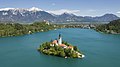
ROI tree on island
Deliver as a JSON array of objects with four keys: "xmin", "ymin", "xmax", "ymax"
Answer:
[{"xmin": 38, "ymin": 34, "xmax": 85, "ymax": 58}]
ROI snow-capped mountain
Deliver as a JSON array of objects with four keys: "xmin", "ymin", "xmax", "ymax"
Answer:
[
  {"xmin": 0, "ymin": 7, "xmax": 119, "ymax": 23},
  {"xmin": 28, "ymin": 7, "xmax": 43, "ymax": 11},
  {"xmin": 0, "ymin": 7, "xmax": 55, "ymax": 22},
  {"xmin": 0, "ymin": 7, "xmax": 43, "ymax": 11}
]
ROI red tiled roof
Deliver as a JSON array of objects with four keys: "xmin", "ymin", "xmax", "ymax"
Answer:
[
  {"xmin": 60, "ymin": 44, "xmax": 67, "ymax": 47},
  {"xmin": 68, "ymin": 46, "xmax": 73, "ymax": 49},
  {"xmin": 52, "ymin": 40, "xmax": 58, "ymax": 44}
]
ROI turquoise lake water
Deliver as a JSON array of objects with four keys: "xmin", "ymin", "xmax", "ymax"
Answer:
[{"xmin": 0, "ymin": 28, "xmax": 120, "ymax": 67}]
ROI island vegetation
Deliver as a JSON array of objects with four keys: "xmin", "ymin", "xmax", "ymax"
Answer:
[
  {"xmin": 37, "ymin": 34, "xmax": 84, "ymax": 58},
  {"xmin": 38, "ymin": 41, "xmax": 84, "ymax": 58},
  {"xmin": 96, "ymin": 19, "xmax": 120, "ymax": 34}
]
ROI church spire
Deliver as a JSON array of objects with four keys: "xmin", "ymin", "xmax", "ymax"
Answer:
[
  {"xmin": 59, "ymin": 33, "xmax": 61, "ymax": 39},
  {"xmin": 58, "ymin": 33, "xmax": 62, "ymax": 45}
]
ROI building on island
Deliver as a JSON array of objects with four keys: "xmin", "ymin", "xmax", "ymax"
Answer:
[
  {"xmin": 60, "ymin": 44, "xmax": 67, "ymax": 48},
  {"xmin": 40, "ymin": 33, "xmax": 85, "ymax": 58},
  {"xmin": 58, "ymin": 34, "xmax": 62, "ymax": 45},
  {"xmin": 50, "ymin": 34, "xmax": 73, "ymax": 50},
  {"xmin": 52, "ymin": 40, "xmax": 58, "ymax": 46}
]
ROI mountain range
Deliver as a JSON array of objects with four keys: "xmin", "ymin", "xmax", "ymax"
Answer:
[{"xmin": 0, "ymin": 7, "xmax": 119, "ymax": 23}]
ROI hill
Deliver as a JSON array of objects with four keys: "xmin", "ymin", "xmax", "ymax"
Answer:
[
  {"xmin": 0, "ymin": 22, "xmax": 62, "ymax": 37},
  {"xmin": 96, "ymin": 19, "xmax": 120, "ymax": 34}
]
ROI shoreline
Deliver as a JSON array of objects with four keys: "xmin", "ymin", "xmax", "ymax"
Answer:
[{"xmin": 1, "ymin": 28, "xmax": 120, "ymax": 38}]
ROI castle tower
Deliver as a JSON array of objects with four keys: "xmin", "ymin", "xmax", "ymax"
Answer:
[{"xmin": 58, "ymin": 34, "xmax": 62, "ymax": 45}]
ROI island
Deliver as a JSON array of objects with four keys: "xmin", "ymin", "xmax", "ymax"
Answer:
[
  {"xmin": 96, "ymin": 19, "xmax": 120, "ymax": 34},
  {"xmin": 38, "ymin": 34, "xmax": 85, "ymax": 58}
]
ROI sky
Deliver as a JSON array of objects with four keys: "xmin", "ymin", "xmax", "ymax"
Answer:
[{"xmin": 0, "ymin": 0, "xmax": 120, "ymax": 17}]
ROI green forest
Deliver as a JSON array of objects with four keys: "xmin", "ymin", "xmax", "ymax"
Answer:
[
  {"xmin": 38, "ymin": 41, "xmax": 83, "ymax": 58},
  {"xmin": 96, "ymin": 19, "xmax": 120, "ymax": 34},
  {"xmin": 0, "ymin": 19, "xmax": 120, "ymax": 37},
  {"xmin": 0, "ymin": 22, "xmax": 62, "ymax": 37}
]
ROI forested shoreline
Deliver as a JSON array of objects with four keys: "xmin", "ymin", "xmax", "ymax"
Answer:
[
  {"xmin": 0, "ymin": 22, "xmax": 62, "ymax": 37},
  {"xmin": 0, "ymin": 19, "xmax": 120, "ymax": 37},
  {"xmin": 96, "ymin": 19, "xmax": 120, "ymax": 34}
]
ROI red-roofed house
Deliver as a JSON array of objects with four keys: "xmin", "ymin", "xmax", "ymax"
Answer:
[
  {"xmin": 52, "ymin": 40, "xmax": 58, "ymax": 46},
  {"xmin": 68, "ymin": 46, "xmax": 73, "ymax": 50},
  {"xmin": 60, "ymin": 44, "xmax": 67, "ymax": 48}
]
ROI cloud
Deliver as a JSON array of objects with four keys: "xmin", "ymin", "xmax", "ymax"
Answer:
[
  {"xmin": 47, "ymin": 9, "xmax": 80, "ymax": 15},
  {"xmin": 117, "ymin": 11, "xmax": 120, "ymax": 14}
]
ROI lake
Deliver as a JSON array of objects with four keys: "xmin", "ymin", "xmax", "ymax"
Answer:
[{"xmin": 0, "ymin": 28, "xmax": 120, "ymax": 67}]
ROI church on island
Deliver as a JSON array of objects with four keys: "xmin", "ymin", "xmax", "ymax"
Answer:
[
  {"xmin": 50, "ymin": 34, "xmax": 73, "ymax": 50},
  {"xmin": 38, "ymin": 33, "xmax": 85, "ymax": 58}
]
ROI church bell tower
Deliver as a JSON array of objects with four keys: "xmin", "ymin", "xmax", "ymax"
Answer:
[{"xmin": 58, "ymin": 34, "xmax": 62, "ymax": 45}]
